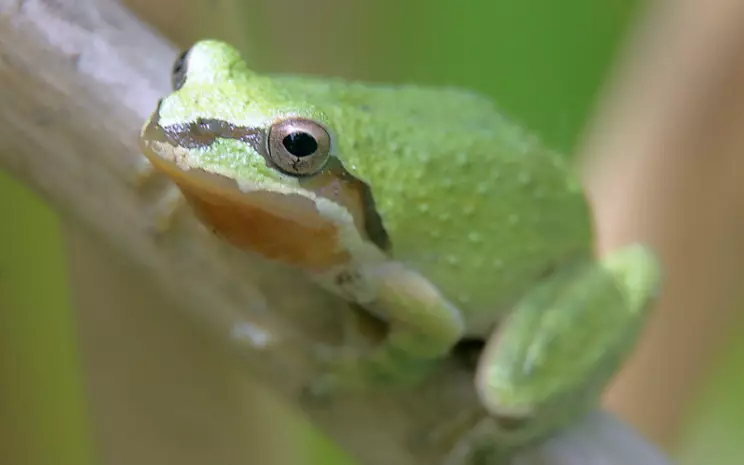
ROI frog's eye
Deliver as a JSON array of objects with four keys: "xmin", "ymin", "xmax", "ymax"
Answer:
[
  {"xmin": 171, "ymin": 48, "xmax": 191, "ymax": 91},
  {"xmin": 267, "ymin": 118, "xmax": 332, "ymax": 176}
]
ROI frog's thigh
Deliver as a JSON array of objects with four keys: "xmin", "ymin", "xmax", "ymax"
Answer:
[
  {"xmin": 365, "ymin": 262, "xmax": 466, "ymax": 371},
  {"xmin": 474, "ymin": 244, "xmax": 659, "ymax": 418}
]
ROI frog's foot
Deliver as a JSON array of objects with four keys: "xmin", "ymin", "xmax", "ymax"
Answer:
[
  {"xmin": 306, "ymin": 343, "xmax": 438, "ymax": 400},
  {"xmin": 420, "ymin": 408, "xmax": 484, "ymax": 461},
  {"xmin": 440, "ymin": 416, "xmax": 515, "ymax": 465},
  {"xmin": 424, "ymin": 407, "xmax": 531, "ymax": 465}
]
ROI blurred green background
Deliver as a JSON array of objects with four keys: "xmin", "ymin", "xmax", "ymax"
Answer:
[
  {"xmin": 1, "ymin": 0, "xmax": 741, "ymax": 464},
  {"xmin": 0, "ymin": 171, "xmax": 93, "ymax": 465}
]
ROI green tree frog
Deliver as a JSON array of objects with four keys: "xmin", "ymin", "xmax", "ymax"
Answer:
[{"xmin": 139, "ymin": 40, "xmax": 661, "ymax": 443}]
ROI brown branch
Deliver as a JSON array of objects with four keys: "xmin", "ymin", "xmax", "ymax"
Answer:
[
  {"xmin": 0, "ymin": 1, "xmax": 676, "ymax": 464},
  {"xmin": 582, "ymin": 0, "xmax": 744, "ymax": 445}
]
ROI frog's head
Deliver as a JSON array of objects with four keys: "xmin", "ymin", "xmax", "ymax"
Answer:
[
  {"xmin": 140, "ymin": 40, "xmax": 388, "ymax": 274},
  {"xmin": 149, "ymin": 40, "xmax": 334, "ymax": 180}
]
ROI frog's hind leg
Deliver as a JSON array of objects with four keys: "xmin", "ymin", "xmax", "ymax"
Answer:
[{"xmin": 474, "ymin": 243, "xmax": 661, "ymax": 443}]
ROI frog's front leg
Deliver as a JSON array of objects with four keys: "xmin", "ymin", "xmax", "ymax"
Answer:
[
  {"xmin": 473, "ymin": 243, "xmax": 661, "ymax": 444},
  {"xmin": 129, "ymin": 156, "xmax": 188, "ymax": 234},
  {"xmin": 313, "ymin": 262, "xmax": 466, "ymax": 392}
]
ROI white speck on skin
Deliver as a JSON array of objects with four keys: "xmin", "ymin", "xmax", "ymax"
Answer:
[
  {"xmin": 455, "ymin": 153, "xmax": 470, "ymax": 167},
  {"xmin": 467, "ymin": 232, "xmax": 482, "ymax": 243},
  {"xmin": 472, "ymin": 256, "xmax": 486, "ymax": 269},
  {"xmin": 446, "ymin": 255, "xmax": 460, "ymax": 266},
  {"xmin": 231, "ymin": 322, "xmax": 275, "ymax": 349}
]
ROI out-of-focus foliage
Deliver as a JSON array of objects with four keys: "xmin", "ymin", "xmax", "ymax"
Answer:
[
  {"xmin": 675, "ymin": 313, "xmax": 744, "ymax": 465},
  {"xmin": 0, "ymin": 170, "xmax": 93, "ymax": 465},
  {"xmin": 236, "ymin": 0, "xmax": 641, "ymax": 155}
]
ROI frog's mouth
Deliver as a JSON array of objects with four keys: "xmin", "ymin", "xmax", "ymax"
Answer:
[{"xmin": 140, "ymin": 101, "xmax": 390, "ymax": 271}]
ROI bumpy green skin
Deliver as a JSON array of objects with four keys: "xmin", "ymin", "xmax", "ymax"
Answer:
[
  {"xmin": 156, "ymin": 41, "xmax": 591, "ymax": 324},
  {"xmin": 476, "ymin": 244, "xmax": 660, "ymax": 443},
  {"xmin": 145, "ymin": 40, "xmax": 662, "ymax": 444}
]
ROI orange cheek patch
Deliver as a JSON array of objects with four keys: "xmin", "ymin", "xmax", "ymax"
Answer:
[{"xmin": 150, "ymin": 156, "xmax": 351, "ymax": 272}]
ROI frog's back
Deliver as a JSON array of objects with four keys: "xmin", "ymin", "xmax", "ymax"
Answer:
[
  {"xmin": 277, "ymin": 75, "xmax": 593, "ymax": 332},
  {"xmin": 275, "ymin": 74, "xmax": 497, "ymax": 130}
]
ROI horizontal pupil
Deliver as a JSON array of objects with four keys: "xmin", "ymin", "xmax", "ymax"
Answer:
[{"xmin": 282, "ymin": 132, "xmax": 318, "ymax": 157}]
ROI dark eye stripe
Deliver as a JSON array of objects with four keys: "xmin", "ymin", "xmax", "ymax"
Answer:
[
  {"xmin": 161, "ymin": 118, "xmax": 264, "ymax": 150},
  {"xmin": 149, "ymin": 100, "xmax": 264, "ymax": 151}
]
